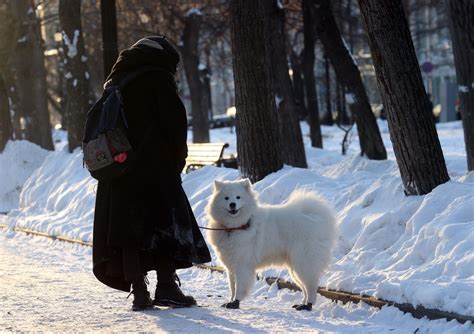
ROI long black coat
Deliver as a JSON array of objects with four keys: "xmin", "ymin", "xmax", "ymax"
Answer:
[{"xmin": 92, "ymin": 40, "xmax": 211, "ymax": 292}]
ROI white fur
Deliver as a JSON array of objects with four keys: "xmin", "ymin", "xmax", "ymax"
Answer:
[{"xmin": 206, "ymin": 179, "xmax": 337, "ymax": 308}]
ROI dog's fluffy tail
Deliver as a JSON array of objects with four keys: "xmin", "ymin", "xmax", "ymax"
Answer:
[{"xmin": 285, "ymin": 189, "xmax": 337, "ymax": 224}]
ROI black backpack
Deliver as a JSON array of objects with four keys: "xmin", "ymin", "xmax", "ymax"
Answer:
[{"xmin": 82, "ymin": 66, "xmax": 166, "ymax": 182}]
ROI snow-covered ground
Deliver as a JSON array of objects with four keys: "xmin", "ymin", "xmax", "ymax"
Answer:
[
  {"xmin": 1, "ymin": 121, "xmax": 473, "ymax": 332},
  {"xmin": 1, "ymin": 220, "xmax": 471, "ymax": 333}
]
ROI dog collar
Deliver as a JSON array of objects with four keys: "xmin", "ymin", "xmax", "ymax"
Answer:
[
  {"xmin": 198, "ymin": 218, "xmax": 251, "ymax": 233},
  {"xmin": 224, "ymin": 219, "xmax": 251, "ymax": 237},
  {"xmin": 233, "ymin": 219, "xmax": 251, "ymax": 231}
]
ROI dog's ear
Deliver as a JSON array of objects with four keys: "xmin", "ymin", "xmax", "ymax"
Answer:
[
  {"xmin": 241, "ymin": 178, "xmax": 252, "ymax": 191},
  {"xmin": 213, "ymin": 180, "xmax": 223, "ymax": 191}
]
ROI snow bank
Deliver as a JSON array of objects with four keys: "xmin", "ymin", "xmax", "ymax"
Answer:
[
  {"xmin": 0, "ymin": 141, "xmax": 49, "ymax": 213},
  {"xmin": 321, "ymin": 160, "xmax": 474, "ymax": 316},
  {"xmin": 3, "ymin": 121, "xmax": 473, "ymax": 318},
  {"xmin": 7, "ymin": 148, "xmax": 96, "ymax": 243}
]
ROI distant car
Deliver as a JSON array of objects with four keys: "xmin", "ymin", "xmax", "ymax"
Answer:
[
  {"xmin": 210, "ymin": 114, "xmax": 233, "ymax": 129},
  {"xmin": 187, "ymin": 114, "xmax": 235, "ymax": 129}
]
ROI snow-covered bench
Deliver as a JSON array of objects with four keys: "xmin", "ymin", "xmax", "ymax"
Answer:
[{"xmin": 184, "ymin": 143, "xmax": 233, "ymax": 173}]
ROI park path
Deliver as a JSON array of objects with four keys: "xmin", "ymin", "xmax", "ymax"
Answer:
[{"xmin": 0, "ymin": 224, "xmax": 468, "ymax": 333}]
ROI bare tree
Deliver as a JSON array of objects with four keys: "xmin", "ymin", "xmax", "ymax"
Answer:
[
  {"xmin": 230, "ymin": 0, "xmax": 283, "ymax": 183},
  {"xmin": 59, "ymin": 0, "xmax": 91, "ymax": 152},
  {"xmin": 313, "ymin": 0, "xmax": 386, "ymax": 160},
  {"xmin": 358, "ymin": 0, "xmax": 449, "ymax": 195},
  {"xmin": 446, "ymin": 0, "xmax": 474, "ymax": 171},
  {"xmin": 337, "ymin": 122, "xmax": 354, "ymax": 156},
  {"xmin": 181, "ymin": 9, "xmax": 210, "ymax": 143},
  {"xmin": 10, "ymin": 0, "xmax": 53, "ymax": 150},
  {"xmin": 267, "ymin": 0, "xmax": 307, "ymax": 168},
  {"xmin": 100, "ymin": 0, "xmax": 118, "ymax": 79},
  {"xmin": 302, "ymin": 0, "xmax": 323, "ymax": 148}
]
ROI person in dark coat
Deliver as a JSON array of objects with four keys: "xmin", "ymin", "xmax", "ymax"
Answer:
[{"xmin": 92, "ymin": 36, "xmax": 211, "ymax": 311}]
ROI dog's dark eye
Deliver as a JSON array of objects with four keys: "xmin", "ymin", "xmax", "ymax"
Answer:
[
  {"xmin": 236, "ymin": 196, "xmax": 241, "ymax": 199},
  {"xmin": 224, "ymin": 197, "xmax": 229, "ymax": 200}
]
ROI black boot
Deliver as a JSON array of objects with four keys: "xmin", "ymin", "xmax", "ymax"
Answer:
[
  {"xmin": 154, "ymin": 257, "xmax": 196, "ymax": 308},
  {"xmin": 130, "ymin": 276, "xmax": 154, "ymax": 311},
  {"xmin": 154, "ymin": 275, "xmax": 197, "ymax": 307}
]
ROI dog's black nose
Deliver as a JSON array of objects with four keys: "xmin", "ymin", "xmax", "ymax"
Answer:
[{"xmin": 229, "ymin": 202, "xmax": 236, "ymax": 209}]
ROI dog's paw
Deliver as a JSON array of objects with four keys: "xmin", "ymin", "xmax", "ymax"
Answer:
[
  {"xmin": 221, "ymin": 300, "xmax": 240, "ymax": 309},
  {"xmin": 293, "ymin": 303, "xmax": 312, "ymax": 311}
]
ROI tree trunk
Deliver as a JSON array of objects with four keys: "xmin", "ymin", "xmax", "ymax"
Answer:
[
  {"xmin": 11, "ymin": 0, "xmax": 53, "ymax": 150},
  {"xmin": 358, "ymin": 0, "xmax": 450, "ymax": 195},
  {"xmin": 204, "ymin": 46, "xmax": 213, "ymax": 120},
  {"xmin": 302, "ymin": 0, "xmax": 323, "ymax": 148},
  {"xmin": 181, "ymin": 11, "xmax": 210, "ymax": 143},
  {"xmin": 230, "ymin": 0, "xmax": 283, "ymax": 183},
  {"xmin": 100, "ymin": 0, "xmax": 118, "ymax": 79},
  {"xmin": 3, "ymin": 72, "xmax": 22, "ymax": 139},
  {"xmin": 321, "ymin": 52, "xmax": 334, "ymax": 125},
  {"xmin": 56, "ymin": 45, "xmax": 67, "ymax": 128},
  {"xmin": 341, "ymin": 85, "xmax": 348, "ymax": 123},
  {"xmin": 59, "ymin": 0, "xmax": 91, "ymax": 152},
  {"xmin": 0, "ymin": 76, "xmax": 12, "ymax": 152},
  {"xmin": 446, "ymin": 0, "xmax": 474, "ymax": 171},
  {"xmin": 289, "ymin": 50, "xmax": 307, "ymax": 120},
  {"xmin": 401, "ymin": 0, "xmax": 410, "ymax": 20},
  {"xmin": 0, "ymin": 1, "xmax": 15, "ymax": 150},
  {"xmin": 335, "ymin": 80, "xmax": 341, "ymax": 123},
  {"xmin": 314, "ymin": 0, "xmax": 386, "ymax": 160},
  {"xmin": 345, "ymin": 0, "xmax": 355, "ymax": 54},
  {"xmin": 267, "ymin": 0, "xmax": 307, "ymax": 168},
  {"xmin": 337, "ymin": 82, "xmax": 351, "ymax": 125},
  {"xmin": 200, "ymin": 66, "xmax": 211, "ymax": 122}
]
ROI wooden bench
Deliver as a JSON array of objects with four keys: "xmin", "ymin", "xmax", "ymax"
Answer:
[{"xmin": 184, "ymin": 143, "xmax": 231, "ymax": 173}]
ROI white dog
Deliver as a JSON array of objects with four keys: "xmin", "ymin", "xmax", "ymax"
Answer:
[{"xmin": 206, "ymin": 179, "xmax": 337, "ymax": 311}]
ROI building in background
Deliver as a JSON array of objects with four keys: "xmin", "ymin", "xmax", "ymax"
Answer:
[
  {"xmin": 409, "ymin": 0, "xmax": 457, "ymax": 122},
  {"xmin": 337, "ymin": 0, "xmax": 458, "ymax": 122}
]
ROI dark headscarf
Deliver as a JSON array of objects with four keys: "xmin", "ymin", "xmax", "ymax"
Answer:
[{"xmin": 105, "ymin": 36, "xmax": 180, "ymax": 86}]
